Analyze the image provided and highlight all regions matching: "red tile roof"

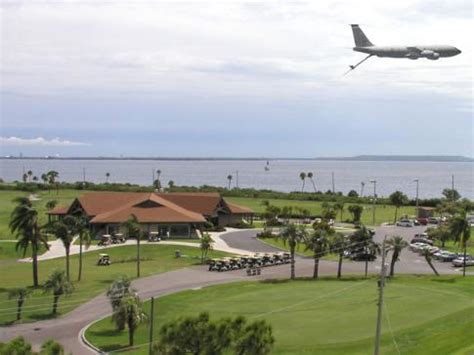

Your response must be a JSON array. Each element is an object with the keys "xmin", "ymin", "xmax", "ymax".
[
  {"xmin": 48, "ymin": 191, "xmax": 252, "ymax": 224},
  {"xmin": 48, "ymin": 205, "xmax": 69, "ymax": 215}
]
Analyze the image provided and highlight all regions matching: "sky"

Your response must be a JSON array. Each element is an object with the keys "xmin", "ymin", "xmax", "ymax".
[{"xmin": 1, "ymin": 0, "xmax": 473, "ymax": 158}]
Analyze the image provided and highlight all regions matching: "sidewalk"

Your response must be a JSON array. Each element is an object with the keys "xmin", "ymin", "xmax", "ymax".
[{"xmin": 17, "ymin": 228, "xmax": 252, "ymax": 262}]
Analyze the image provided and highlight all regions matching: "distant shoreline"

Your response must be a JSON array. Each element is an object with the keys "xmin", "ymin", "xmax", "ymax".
[{"xmin": 1, "ymin": 155, "xmax": 473, "ymax": 163}]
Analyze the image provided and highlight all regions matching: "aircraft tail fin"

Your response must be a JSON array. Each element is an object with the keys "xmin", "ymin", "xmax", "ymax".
[{"xmin": 350, "ymin": 24, "xmax": 373, "ymax": 47}]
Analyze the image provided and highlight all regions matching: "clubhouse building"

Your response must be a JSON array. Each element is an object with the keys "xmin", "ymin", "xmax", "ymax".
[{"xmin": 48, "ymin": 192, "xmax": 253, "ymax": 238}]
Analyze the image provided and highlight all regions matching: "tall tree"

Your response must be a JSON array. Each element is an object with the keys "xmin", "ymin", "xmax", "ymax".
[
  {"xmin": 75, "ymin": 216, "xmax": 91, "ymax": 282},
  {"xmin": 9, "ymin": 197, "xmax": 49, "ymax": 287},
  {"xmin": 299, "ymin": 172, "xmax": 306, "ymax": 192},
  {"xmin": 278, "ymin": 223, "xmax": 307, "ymax": 279},
  {"xmin": 43, "ymin": 270, "xmax": 73, "ymax": 315},
  {"xmin": 121, "ymin": 215, "xmax": 141, "ymax": 277},
  {"xmin": 386, "ymin": 236, "xmax": 408, "ymax": 277},
  {"xmin": 8, "ymin": 288, "xmax": 31, "ymax": 321},
  {"xmin": 349, "ymin": 226, "xmax": 379, "ymax": 278},
  {"xmin": 442, "ymin": 188, "xmax": 461, "ymax": 202},
  {"xmin": 330, "ymin": 232, "xmax": 348, "ymax": 279},
  {"xmin": 421, "ymin": 249, "xmax": 439, "ymax": 276},
  {"xmin": 45, "ymin": 200, "xmax": 58, "ymax": 211},
  {"xmin": 107, "ymin": 276, "xmax": 134, "ymax": 331},
  {"xmin": 200, "ymin": 232, "xmax": 214, "ymax": 264},
  {"xmin": 47, "ymin": 170, "xmax": 59, "ymax": 194},
  {"xmin": 360, "ymin": 182, "xmax": 365, "ymax": 197},
  {"xmin": 113, "ymin": 293, "xmax": 147, "ymax": 347},
  {"xmin": 389, "ymin": 191, "xmax": 408, "ymax": 223},
  {"xmin": 27, "ymin": 170, "xmax": 33, "ymax": 182},
  {"xmin": 307, "ymin": 172, "xmax": 317, "ymax": 192},
  {"xmin": 333, "ymin": 202, "xmax": 345, "ymax": 222},
  {"xmin": 448, "ymin": 212, "xmax": 471, "ymax": 277},
  {"xmin": 105, "ymin": 172, "xmax": 110, "ymax": 183},
  {"xmin": 348, "ymin": 204, "xmax": 363, "ymax": 223},
  {"xmin": 304, "ymin": 226, "xmax": 331, "ymax": 279},
  {"xmin": 51, "ymin": 221, "xmax": 73, "ymax": 281},
  {"xmin": 227, "ymin": 174, "xmax": 233, "ymax": 190},
  {"xmin": 22, "ymin": 173, "xmax": 28, "ymax": 183}
]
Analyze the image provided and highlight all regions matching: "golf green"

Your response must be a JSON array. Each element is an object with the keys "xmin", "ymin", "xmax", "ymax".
[{"xmin": 86, "ymin": 275, "xmax": 474, "ymax": 354}]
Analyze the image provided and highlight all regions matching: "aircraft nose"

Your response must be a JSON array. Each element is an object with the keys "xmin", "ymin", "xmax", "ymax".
[{"xmin": 455, "ymin": 48, "xmax": 462, "ymax": 54}]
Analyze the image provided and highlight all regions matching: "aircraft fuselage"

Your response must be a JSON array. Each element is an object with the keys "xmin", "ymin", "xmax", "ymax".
[{"xmin": 354, "ymin": 45, "xmax": 461, "ymax": 60}]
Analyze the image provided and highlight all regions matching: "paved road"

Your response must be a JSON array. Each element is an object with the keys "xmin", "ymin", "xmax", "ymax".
[{"xmin": 0, "ymin": 226, "xmax": 469, "ymax": 354}]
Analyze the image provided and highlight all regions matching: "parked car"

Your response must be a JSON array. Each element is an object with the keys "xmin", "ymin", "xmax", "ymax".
[
  {"xmin": 452, "ymin": 256, "xmax": 474, "ymax": 267},
  {"xmin": 411, "ymin": 237, "xmax": 434, "ymax": 246},
  {"xmin": 416, "ymin": 217, "xmax": 429, "ymax": 225},
  {"xmin": 350, "ymin": 252, "xmax": 377, "ymax": 261},
  {"xmin": 433, "ymin": 250, "xmax": 458, "ymax": 262},
  {"xmin": 428, "ymin": 217, "xmax": 440, "ymax": 224},
  {"xmin": 397, "ymin": 219, "xmax": 414, "ymax": 227},
  {"xmin": 410, "ymin": 242, "xmax": 430, "ymax": 252}
]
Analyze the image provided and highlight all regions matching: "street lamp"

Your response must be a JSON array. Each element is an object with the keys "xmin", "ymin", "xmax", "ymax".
[
  {"xmin": 370, "ymin": 180, "xmax": 377, "ymax": 225},
  {"xmin": 413, "ymin": 179, "xmax": 419, "ymax": 218}
]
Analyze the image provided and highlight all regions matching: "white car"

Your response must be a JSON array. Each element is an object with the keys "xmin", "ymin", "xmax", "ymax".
[
  {"xmin": 397, "ymin": 219, "xmax": 414, "ymax": 227},
  {"xmin": 410, "ymin": 242, "xmax": 429, "ymax": 252},
  {"xmin": 452, "ymin": 257, "xmax": 474, "ymax": 267}
]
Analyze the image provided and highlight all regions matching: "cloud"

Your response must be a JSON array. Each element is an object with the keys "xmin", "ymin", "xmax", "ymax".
[{"xmin": 0, "ymin": 136, "xmax": 90, "ymax": 146}]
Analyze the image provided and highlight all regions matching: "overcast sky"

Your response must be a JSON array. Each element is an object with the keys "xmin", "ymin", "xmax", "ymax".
[{"xmin": 1, "ymin": 0, "xmax": 472, "ymax": 157}]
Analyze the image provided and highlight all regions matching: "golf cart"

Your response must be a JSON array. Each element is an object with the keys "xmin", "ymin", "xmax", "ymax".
[
  {"xmin": 98, "ymin": 234, "xmax": 112, "ymax": 246},
  {"xmin": 112, "ymin": 233, "xmax": 126, "ymax": 244},
  {"xmin": 148, "ymin": 232, "xmax": 161, "ymax": 242},
  {"xmin": 97, "ymin": 253, "xmax": 110, "ymax": 266}
]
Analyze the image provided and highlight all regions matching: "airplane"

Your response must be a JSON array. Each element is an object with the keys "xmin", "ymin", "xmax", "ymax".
[{"xmin": 345, "ymin": 24, "xmax": 461, "ymax": 74}]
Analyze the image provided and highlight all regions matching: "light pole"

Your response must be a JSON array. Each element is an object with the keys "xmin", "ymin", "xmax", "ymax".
[
  {"xmin": 414, "ymin": 179, "xmax": 419, "ymax": 218},
  {"xmin": 370, "ymin": 180, "xmax": 377, "ymax": 225}
]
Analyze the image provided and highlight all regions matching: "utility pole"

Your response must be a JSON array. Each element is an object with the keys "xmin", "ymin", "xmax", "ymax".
[
  {"xmin": 331, "ymin": 172, "xmax": 335, "ymax": 193},
  {"xmin": 83, "ymin": 168, "xmax": 86, "ymax": 186},
  {"xmin": 148, "ymin": 297, "xmax": 155, "ymax": 355},
  {"xmin": 152, "ymin": 169, "xmax": 155, "ymax": 186},
  {"xmin": 374, "ymin": 237, "xmax": 387, "ymax": 355},
  {"xmin": 414, "ymin": 178, "xmax": 419, "ymax": 218},
  {"xmin": 370, "ymin": 180, "xmax": 377, "ymax": 225},
  {"xmin": 451, "ymin": 174, "xmax": 455, "ymax": 191}
]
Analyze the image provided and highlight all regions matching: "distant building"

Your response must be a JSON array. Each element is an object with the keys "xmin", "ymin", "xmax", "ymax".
[
  {"xmin": 48, "ymin": 192, "xmax": 253, "ymax": 238},
  {"xmin": 417, "ymin": 207, "xmax": 435, "ymax": 219}
]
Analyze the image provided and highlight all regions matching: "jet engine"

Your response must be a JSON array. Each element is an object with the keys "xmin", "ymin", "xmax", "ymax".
[{"xmin": 421, "ymin": 50, "xmax": 440, "ymax": 60}]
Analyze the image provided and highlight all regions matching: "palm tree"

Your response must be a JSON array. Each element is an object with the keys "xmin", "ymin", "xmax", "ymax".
[
  {"xmin": 227, "ymin": 174, "xmax": 233, "ymax": 189},
  {"xmin": 105, "ymin": 172, "xmax": 110, "ymax": 183},
  {"xmin": 360, "ymin": 182, "xmax": 365, "ymax": 197},
  {"xmin": 9, "ymin": 197, "xmax": 49, "ymax": 287},
  {"xmin": 32, "ymin": 176, "xmax": 38, "ymax": 182},
  {"xmin": 449, "ymin": 212, "xmax": 471, "ymax": 277},
  {"xmin": 334, "ymin": 202, "xmax": 345, "ymax": 222},
  {"xmin": 156, "ymin": 169, "xmax": 162, "ymax": 179},
  {"xmin": 389, "ymin": 191, "xmax": 408, "ymax": 223},
  {"xmin": 43, "ymin": 269, "xmax": 73, "ymax": 315},
  {"xmin": 349, "ymin": 226, "xmax": 379, "ymax": 278},
  {"xmin": 75, "ymin": 216, "xmax": 91, "ymax": 282},
  {"xmin": 307, "ymin": 172, "xmax": 316, "ymax": 192},
  {"xmin": 51, "ymin": 220, "xmax": 73, "ymax": 281},
  {"xmin": 8, "ymin": 288, "xmax": 31, "ymax": 321},
  {"xmin": 278, "ymin": 224, "xmax": 307, "ymax": 279},
  {"xmin": 22, "ymin": 173, "xmax": 28, "ymax": 183},
  {"xmin": 304, "ymin": 228, "xmax": 331, "ymax": 279},
  {"xmin": 168, "ymin": 180, "xmax": 175, "ymax": 189},
  {"xmin": 27, "ymin": 170, "xmax": 33, "ymax": 182},
  {"xmin": 421, "ymin": 249, "xmax": 439, "ymax": 276},
  {"xmin": 107, "ymin": 276, "xmax": 134, "ymax": 331},
  {"xmin": 47, "ymin": 170, "xmax": 59, "ymax": 194},
  {"xmin": 200, "ymin": 232, "xmax": 214, "ymax": 264},
  {"xmin": 121, "ymin": 215, "xmax": 141, "ymax": 277},
  {"xmin": 113, "ymin": 293, "xmax": 146, "ymax": 347},
  {"xmin": 299, "ymin": 172, "xmax": 306, "ymax": 192},
  {"xmin": 41, "ymin": 173, "xmax": 48, "ymax": 186},
  {"xmin": 45, "ymin": 200, "xmax": 57, "ymax": 211},
  {"xmin": 386, "ymin": 236, "xmax": 408, "ymax": 277},
  {"xmin": 330, "ymin": 233, "xmax": 348, "ymax": 279}
]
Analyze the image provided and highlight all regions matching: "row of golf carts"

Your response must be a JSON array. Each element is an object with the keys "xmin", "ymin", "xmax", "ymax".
[
  {"xmin": 409, "ymin": 234, "xmax": 474, "ymax": 267},
  {"xmin": 208, "ymin": 252, "xmax": 291, "ymax": 272}
]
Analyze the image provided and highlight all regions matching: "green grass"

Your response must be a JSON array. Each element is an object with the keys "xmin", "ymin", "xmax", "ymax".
[
  {"xmin": 228, "ymin": 197, "xmax": 416, "ymax": 226},
  {"xmin": 0, "ymin": 189, "xmax": 80, "ymax": 240},
  {"xmin": 0, "ymin": 241, "xmax": 46, "ymax": 261},
  {"xmin": 85, "ymin": 275, "xmax": 474, "ymax": 354},
  {"xmin": 0, "ymin": 244, "xmax": 229, "ymax": 325},
  {"xmin": 433, "ymin": 236, "xmax": 474, "ymax": 256}
]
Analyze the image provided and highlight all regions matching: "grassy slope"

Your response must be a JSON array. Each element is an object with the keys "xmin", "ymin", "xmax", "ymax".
[
  {"xmin": 86, "ymin": 275, "xmax": 474, "ymax": 354},
  {"xmin": 227, "ymin": 197, "xmax": 416, "ymax": 226},
  {"xmin": 0, "ymin": 244, "xmax": 228, "ymax": 325},
  {"xmin": 0, "ymin": 190, "xmax": 80, "ymax": 240}
]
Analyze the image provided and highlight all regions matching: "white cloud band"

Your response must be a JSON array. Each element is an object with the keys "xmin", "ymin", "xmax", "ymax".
[{"xmin": 0, "ymin": 136, "xmax": 90, "ymax": 146}]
